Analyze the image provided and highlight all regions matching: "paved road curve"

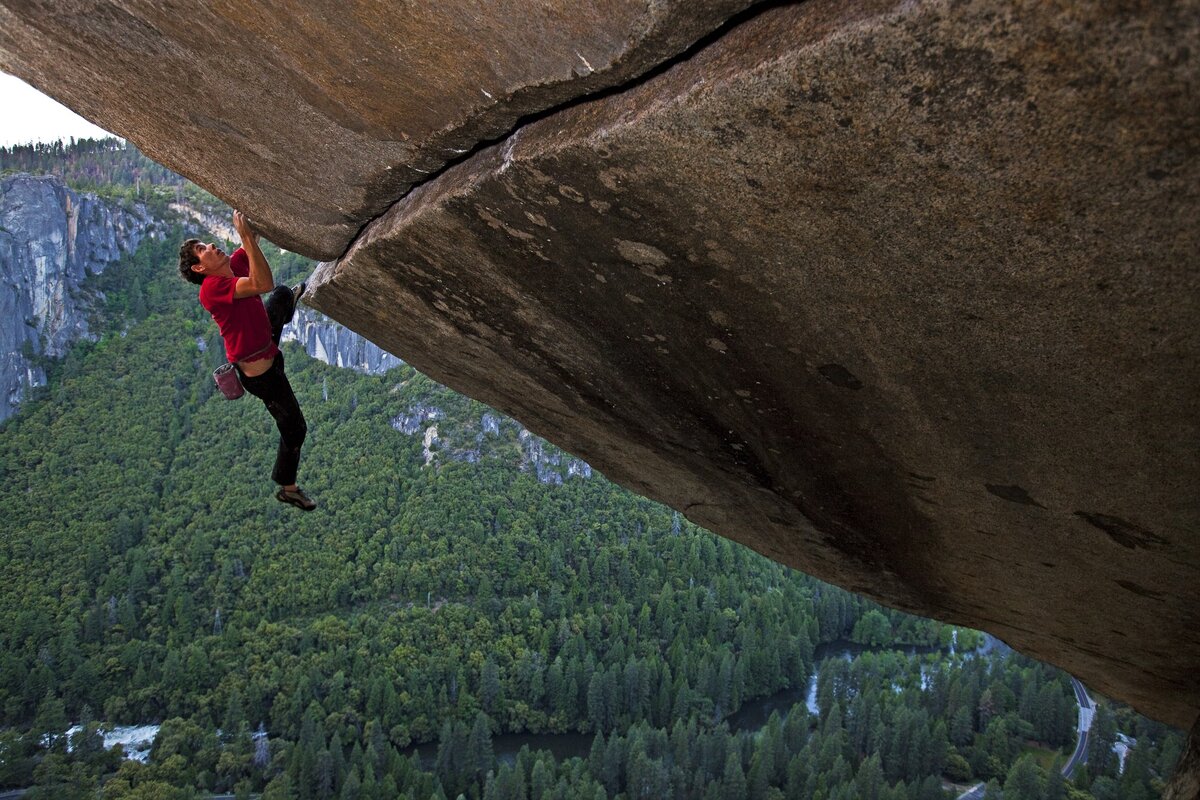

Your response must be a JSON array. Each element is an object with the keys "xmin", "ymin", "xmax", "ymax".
[
  {"xmin": 957, "ymin": 676, "xmax": 1094, "ymax": 799},
  {"xmin": 957, "ymin": 782, "xmax": 987, "ymax": 800},
  {"xmin": 1064, "ymin": 676, "xmax": 1094, "ymax": 777}
]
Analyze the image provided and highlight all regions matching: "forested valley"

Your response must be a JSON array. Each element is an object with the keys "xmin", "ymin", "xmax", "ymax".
[{"xmin": 0, "ymin": 140, "xmax": 1184, "ymax": 799}]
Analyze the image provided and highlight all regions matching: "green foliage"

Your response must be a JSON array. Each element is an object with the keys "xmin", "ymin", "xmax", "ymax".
[
  {"xmin": 850, "ymin": 609, "xmax": 892, "ymax": 646},
  {"xmin": 0, "ymin": 137, "xmax": 225, "ymax": 222},
  {"xmin": 1004, "ymin": 754, "xmax": 1045, "ymax": 800},
  {"xmin": 944, "ymin": 751, "xmax": 972, "ymax": 783},
  {"xmin": 1087, "ymin": 704, "xmax": 1120, "ymax": 777},
  {"xmin": 3, "ymin": 138, "xmax": 174, "ymax": 195}
]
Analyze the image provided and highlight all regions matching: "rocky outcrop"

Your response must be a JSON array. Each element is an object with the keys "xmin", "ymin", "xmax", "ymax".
[
  {"xmin": 169, "ymin": 202, "xmax": 235, "ymax": 244},
  {"xmin": 0, "ymin": 174, "xmax": 160, "ymax": 422},
  {"xmin": 391, "ymin": 404, "xmax": 595, "ymax": 481},
  {"xmin": 283, "ymin": 306, "xmax": 402, "ymax": 375},
  {"xmin": 518, "ymin": 428, "xmax": 594, "ymax": 485},
  {"xmin": 0, "ymin": 0, "xmax": 753, "ymax": 259},
  {"xmin": 390, "ymin": 403, "xmax": 443, "ymax": 437},
  {"xmin": 307, "ymin": 0, "xmax": 1200, "ymax": 732},
  {"xmin": 1166, "ymin": 718, "xmax": 1200, "ymax": 800},
  {"xmin": 2, "ymin": 0, "xmax": 1197, "ymax": 758}
]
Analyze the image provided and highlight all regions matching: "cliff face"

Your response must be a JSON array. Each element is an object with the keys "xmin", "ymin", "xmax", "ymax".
[
  {"xmin": 308, "ymin": 0, "xmax": 1200, "ymax": 733},
  {"xmin": 0, "ymin": 174, "xmax": 160, "ymax": 423},
  {"xmin": 282, "ymin": 306, "xmax": 402, "ymax": 375},
  {"xmin": 0, "ymin": 0, "xmax": 751, "ymax": 258},
  {"xmin": 2, "ymin": 0, "xmax": 1198, "ymax": 769},
  {"xmin": 389, "ymin": 399, "xmax": 594, "ymax": 481}
]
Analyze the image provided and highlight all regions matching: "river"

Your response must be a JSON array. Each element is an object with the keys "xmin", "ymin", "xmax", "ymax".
[
  {"xmin": 735, "ymin": 632, "xmax": 1007, "ymax": 730},
  {"xmin": 42, "ymin": 634, "xmax": 1006, "ymax": 772},
  {"xmin": 403, "ymin": 632, "xmax": 1006, "ymax": 767}
]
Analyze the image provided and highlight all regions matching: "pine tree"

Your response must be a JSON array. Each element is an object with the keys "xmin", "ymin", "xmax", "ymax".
[
  {"xmin": 33, "ymin": 692, "xmax": 68, "ymax": 752},
  {"xmin": 1086, "ymin": 704, "xmax": 1119, "ymax": 778},
  {"xmin": 601, "ymin": 733, "xmax": 624, "ymax": 797},
  {"xmin": 481, "ymin": 658, "xmax": 501, "ymax": 715},
  {"xmin": 223, "ymin": 689, "xmax": 245, "ymax": 739},
  {"xmin": 587, "ymin": 669, "xmax": 609, "ymax": 732},
  {"xmin": 329, "ymin": 731, "xmax": 346, "ymax": 789},
  {"xmin": 316, "ymin": 749, "xmax": 334, "ymax": 800},
  {"xmin": 588, "ymin": 731, "xmax": 606, "ymax": 779},
  {"xmin": 722, "ymin": 749, "xmax": 747, "ymax": 799},
  {"xmin": 530, "ymin": 757, "xmax": 553, "ymax": 800},
  {"xmin": 338, "ymin": 767, "xmax": 360, "ymax": 796},
  {"xmin": 1044, "ymin": 762, "xmax": 1069, "ymax": 800},
  {"xmin": 466, "ymin": 712, "xmax": 494, "ymax": 783},
  {"xmin": 1003, "ymin": 754, "xmax": 1044, "ymax": 800},
  {"xmin": 857, "ymin": 752, "xmax": 885, "ymax": 800}
]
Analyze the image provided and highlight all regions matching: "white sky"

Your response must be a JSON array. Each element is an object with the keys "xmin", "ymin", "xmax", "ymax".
[{"xmin": 0, "ymin": 72, "xmax": 118, "ymax": 147}]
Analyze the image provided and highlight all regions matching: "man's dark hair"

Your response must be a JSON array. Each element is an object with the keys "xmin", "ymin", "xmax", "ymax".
[{"xmin": 178, "ymin": 238, "xmax": 204, "ymax": 285}]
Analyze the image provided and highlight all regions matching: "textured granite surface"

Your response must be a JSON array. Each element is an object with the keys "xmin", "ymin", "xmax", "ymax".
[
  {"xmin": 0, "ymin": 0, "xmax": 752, "ymax": 258},
  {"xmin": 309, "ymin": 0, "xmax": 1200, "ymax": 728}
]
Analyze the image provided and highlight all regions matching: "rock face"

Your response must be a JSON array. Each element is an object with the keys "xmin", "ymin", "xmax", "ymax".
[
  {"xmin": 0, "ymin": 0, "xmax": 752, "ymax": 259},
  {"xmin": 308, "ymin": 0, "xmax": 1200, "ymax": 732},
  {"xmin": 389, "ymin": 401, "xmax": 595, "ymax": 480},
  {"xmin": 2, "ymin": 0, "xmax": 1198, "ymax": 757},
  {"xmin": 0, "ymin": 174, "xmax": 160, "ymax": 422},
  {"xmin": 282, "ymin": 306, "xmax": 403, "ymax": 375},
  {"xmin": 1167, "ymin": 718, "xmax": 1200, "ymax": 800}
]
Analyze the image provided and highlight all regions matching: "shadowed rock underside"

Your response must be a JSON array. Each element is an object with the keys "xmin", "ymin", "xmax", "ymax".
[{"xmin": 309, "ymin": 0, "xmax": 1200, "ymax": 732}]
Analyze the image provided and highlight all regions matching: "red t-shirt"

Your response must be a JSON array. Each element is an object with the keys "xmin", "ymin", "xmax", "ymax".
[{"xmin": 198, "ymin": 248, "xmax": 278, "ymax": 364}]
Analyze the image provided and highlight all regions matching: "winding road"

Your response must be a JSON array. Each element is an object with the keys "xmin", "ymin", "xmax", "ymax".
[
  {"xmin": 1065, "ymin": 676, "xmax": 1094, "ymax": 776},
  {"xmin": 956, "ymin": 676, "xmax": 1093, "ymax": 799}
]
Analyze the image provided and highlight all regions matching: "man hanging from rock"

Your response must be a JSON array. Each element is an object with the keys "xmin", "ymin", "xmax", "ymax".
[{"xmin": 178, "ymin": 210, "xmax": 316, "ymax": 510}]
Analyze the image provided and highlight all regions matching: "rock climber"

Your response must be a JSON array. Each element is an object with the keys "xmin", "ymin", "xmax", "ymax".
[{"xmin": 178, "ymin": 210, "xmax": 316, "ymax": 510}]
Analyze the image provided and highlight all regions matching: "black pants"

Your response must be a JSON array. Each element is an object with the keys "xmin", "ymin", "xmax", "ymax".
[{"xmin": 237, "ymin": 287, "xmax": 306, "ymax": 486}]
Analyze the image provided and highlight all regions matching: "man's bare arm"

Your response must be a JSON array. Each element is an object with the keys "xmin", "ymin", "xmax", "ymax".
[{"xmin": 232, "ymin": 210, "xmax": 274, "ymax": 299}]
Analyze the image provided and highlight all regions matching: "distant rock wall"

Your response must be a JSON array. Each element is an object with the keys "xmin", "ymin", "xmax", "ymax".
[
  {"xmin": 390, "ymin": 403, "xmax": 595, "ymax": 482},
  {"xmin": 0, "ymin": 174, "xmax": 161, "ymax": 423},
  {"xmin": 282, "ymin": 305, "xmax": 403, "ymax": 375},
  {"xmin": 0, "ymin": 171, "xmax": 399, "ymax": 424}
]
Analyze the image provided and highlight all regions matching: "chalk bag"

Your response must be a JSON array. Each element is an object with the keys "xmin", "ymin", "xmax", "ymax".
[{"xmin": 213, "ymin": 362, "xmax": 244, "ymax": 400}]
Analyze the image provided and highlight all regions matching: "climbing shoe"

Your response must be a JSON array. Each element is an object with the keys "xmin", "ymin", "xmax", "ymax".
[
  {"xmin": 276, "ymin": 487, "xmax": 316, "ymax": 511},
  {"xmin": 291, "ymin": 281, "xmax": 307, "ymax": 307}
]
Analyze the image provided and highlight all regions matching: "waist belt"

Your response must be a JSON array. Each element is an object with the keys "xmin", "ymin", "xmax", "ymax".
[{"xmin": 234, "ymin": 340, "xmax": 275, "ymax": 364}]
